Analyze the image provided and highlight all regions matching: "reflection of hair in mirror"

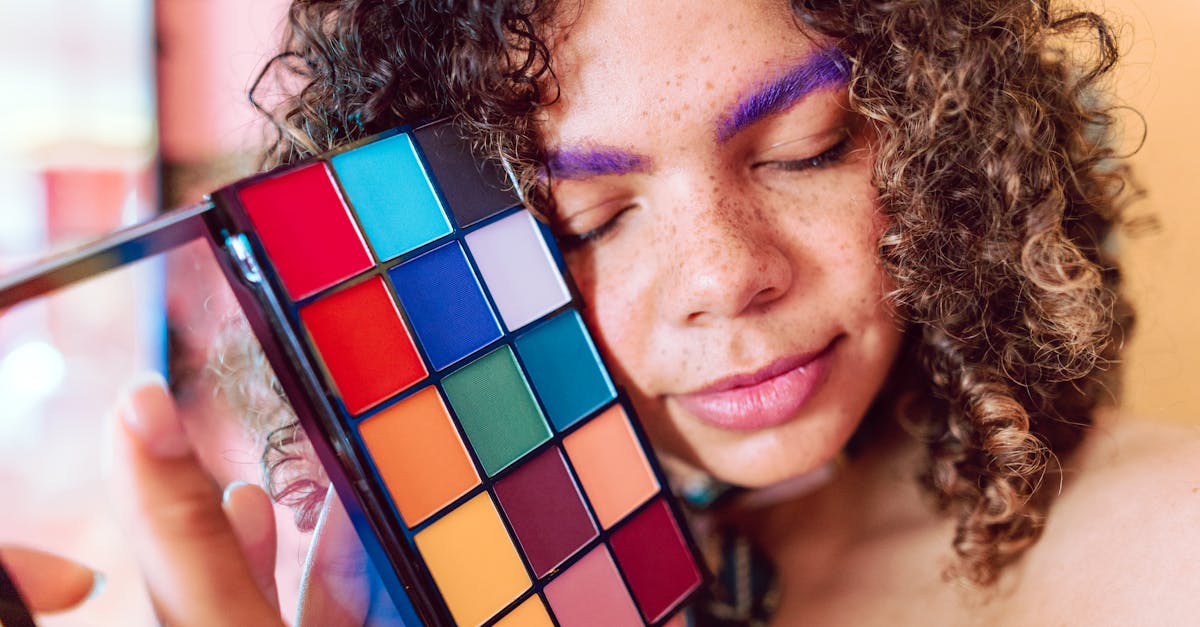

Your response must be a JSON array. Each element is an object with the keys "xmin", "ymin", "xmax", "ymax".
[
  {"xmin": 211, "ymin": 313, "xmax": 327, "ymax": 532},
  {"xmin": 219, "ymin": 0, "xmax": 1140, "ymax": 592}
]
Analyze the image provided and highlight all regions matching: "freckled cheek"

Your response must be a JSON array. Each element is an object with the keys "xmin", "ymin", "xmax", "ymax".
[
  {"xmin": 565, "ymin": 250, "xmax": 659, "ymax": 388},
  {"xmin": 801, "ymin": 179, "xmax": 894, "ymax": 320}
]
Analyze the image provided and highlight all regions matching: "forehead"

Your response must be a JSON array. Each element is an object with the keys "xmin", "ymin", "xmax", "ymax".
[{"xmin": 540, "ymin": 0, "xmax": 819, "ymax": 147}]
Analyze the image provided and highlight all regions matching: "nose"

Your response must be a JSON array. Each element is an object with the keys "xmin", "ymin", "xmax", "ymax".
[{"xmin": 663, "ymin": 185, "xmax": 794, "ymax": 325}]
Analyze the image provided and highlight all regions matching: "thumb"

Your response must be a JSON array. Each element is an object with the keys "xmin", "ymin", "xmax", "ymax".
[{"xmin": 0, "ymin": 546, "xmax": 101, "ymax": 615}]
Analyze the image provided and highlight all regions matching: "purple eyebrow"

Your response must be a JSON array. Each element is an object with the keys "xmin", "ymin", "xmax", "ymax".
[
  {"xmin": 716, "ymin": 48, "xmax": 851, "ymax": 142},
  {"xmin": 546, "ymin": 146, "xmax": 652, "ymax": 180}
]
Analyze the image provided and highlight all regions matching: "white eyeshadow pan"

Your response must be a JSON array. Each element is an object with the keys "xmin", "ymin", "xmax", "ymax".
[{"xmin": 465, "ymin": 210, "xmax": 571, "ymax": 331}]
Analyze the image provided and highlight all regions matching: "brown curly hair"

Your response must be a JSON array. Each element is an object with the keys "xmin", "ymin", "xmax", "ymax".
[
  {"xmin": 219, "ymin": 0, "xmax": 1137, "ymax": 587},
  {"xmin": 793, "ymin": 0, "xmax": 1136, "ymax": 585}
]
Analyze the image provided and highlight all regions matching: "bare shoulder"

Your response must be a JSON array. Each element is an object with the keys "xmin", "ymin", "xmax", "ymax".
[
  {"xmin": 1064, "ymin": 414, "xmax": 1200, "ymax": 512},
  {"xmin": 1008, "ymin": 414, "xmax": 1200, "ymax": 623}
]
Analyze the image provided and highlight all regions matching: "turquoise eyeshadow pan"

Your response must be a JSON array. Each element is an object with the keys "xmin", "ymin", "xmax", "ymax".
[
  {"xmin": 330, "ymin": 132, "xmax": 452, "ymax": 260},
  {"xmin": 515, "ymin": 310, "xmax": 617, "ymax": 432}
]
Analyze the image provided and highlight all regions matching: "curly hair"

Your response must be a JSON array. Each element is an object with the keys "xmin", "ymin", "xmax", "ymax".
[
  {"xmin": 792, "ymin": 0, "xmax": 1136, "ymax": 585},
  {"xmin": 221, "ymin": 0, "xmax": 1136, "ymax": 586}
]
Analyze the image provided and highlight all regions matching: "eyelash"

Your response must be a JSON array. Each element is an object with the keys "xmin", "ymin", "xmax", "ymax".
[
  {"xmin": 557, "ymin": 135, "xmax": 854, "ymax": 249},
  {"xmin": 557, "ymin": 204, "xmax": 635, "ymax": 249},
  {"xmin": 755, "ymin": 134, "xmax": 852, "ymax": 173}
]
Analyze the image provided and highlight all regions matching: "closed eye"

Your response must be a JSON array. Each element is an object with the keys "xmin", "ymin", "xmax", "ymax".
[
  {"xmin": 753, "ymin": 132, "xmax": 852, "ymax": 173},
  {"xmin": 555, "ymin": 204, "xmax": 637, "ymax": 250}
]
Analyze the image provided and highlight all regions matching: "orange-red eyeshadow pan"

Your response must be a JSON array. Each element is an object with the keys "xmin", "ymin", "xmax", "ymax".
[{"xmin": 299, "ymin": 276, "xmax": 427, "ymax": 414}]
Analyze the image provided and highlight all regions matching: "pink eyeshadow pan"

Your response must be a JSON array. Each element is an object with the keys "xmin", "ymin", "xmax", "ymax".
[{"xmin": 544, "ymin": 546, "xmax": 643, "ymax": 627}]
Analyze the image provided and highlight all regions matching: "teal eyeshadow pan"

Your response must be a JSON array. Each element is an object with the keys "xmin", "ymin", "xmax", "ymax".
[{"xmin": 515, "ymin": 309, "xmax": 617, "ymax": 432}]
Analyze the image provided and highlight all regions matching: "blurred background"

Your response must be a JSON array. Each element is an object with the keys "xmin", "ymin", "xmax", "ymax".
[
  {"xmin": 1108, "ymin": 0, "xmax": 1200, "ymax": 424},
  {"xmin": 0, "ymin": 0, "xmax": 1194, "ymax": 624},
  {"xmin": 0, "ymin": 1, "xmax": 296, "ymax": 624}
]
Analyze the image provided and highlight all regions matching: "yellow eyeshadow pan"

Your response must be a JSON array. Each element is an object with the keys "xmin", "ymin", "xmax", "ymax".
[{"xmin": 415, "ymin": 494, "xmax": 531, "ymax": 626}]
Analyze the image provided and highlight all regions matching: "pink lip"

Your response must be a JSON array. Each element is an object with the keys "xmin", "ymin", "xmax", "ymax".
[{"xmin": 673, "ymin": 339, "xmax": 838, "ymax": 431}]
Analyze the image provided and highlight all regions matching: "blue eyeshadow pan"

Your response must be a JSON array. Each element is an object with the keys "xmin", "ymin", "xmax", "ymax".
[{"xmin": 388, "ymin": 241, "xmax": 502, "ymax": 370}]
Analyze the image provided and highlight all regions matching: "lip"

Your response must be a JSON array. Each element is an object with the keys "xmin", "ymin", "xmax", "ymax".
[{"xmin": 673, "ymin": 338, "xmax": 838, "ymax": 431}]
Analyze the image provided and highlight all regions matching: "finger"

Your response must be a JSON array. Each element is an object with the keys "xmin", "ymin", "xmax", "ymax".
[
  {"xmin": 0, "ymin": 546, "xmax": 101, "ymax": 613},
  {"xmin": 221, "ymin": 481, "xmax": 280, "ymax": 612},
  {"xmin": 0, "ymin": 557, "xmax": 35, "ymax": 627},
  {"xmin": 295, "ymin": 487, "xmax": 370, "ymax": 626},
  {"xmin": 110, "ymin": 372, "xmax": 281, "ymax": 626}
]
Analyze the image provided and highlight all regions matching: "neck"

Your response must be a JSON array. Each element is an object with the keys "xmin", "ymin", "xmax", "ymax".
[{"xmin": 740, "ymin": 416, "xmax": 940, "ymax": 558}]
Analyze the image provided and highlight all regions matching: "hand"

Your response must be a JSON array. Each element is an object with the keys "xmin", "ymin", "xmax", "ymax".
[
  {"xmin": 0, "ymin": 545, "xmax": 101, "ymax": 615},
  {"xmin": 111, "ymin": 373, "xmax": 283, "ymax": 625},
  {"xmin": 111, "ymin": 373, "xmax": 373, "ymax": 626}
]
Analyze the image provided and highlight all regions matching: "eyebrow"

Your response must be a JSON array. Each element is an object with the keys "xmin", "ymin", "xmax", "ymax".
[
  {"xmin": 545, "ymin": 145, "xmax": 652, "ymax": 180},
  {"xmin": 715, "ymin": 47, "xmax": 850, "ymax": 143}
]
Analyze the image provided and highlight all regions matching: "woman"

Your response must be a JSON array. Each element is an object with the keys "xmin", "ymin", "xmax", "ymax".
[{"xmin": 7, "ymin": 0, "xmax": 1200, "ymax": 624}]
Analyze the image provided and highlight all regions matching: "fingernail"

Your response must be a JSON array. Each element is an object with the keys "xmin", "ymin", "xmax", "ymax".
[
  {"xmin": 222, "ymin": 480, "xmax": 251, "ymax": 506},
  {"xmin": 85, "ymin": 571, "xmax": 107, "ymax": 603},
  {"xmin": 117, "ymin": 371, "xmax": 190, "ymax": 458}
]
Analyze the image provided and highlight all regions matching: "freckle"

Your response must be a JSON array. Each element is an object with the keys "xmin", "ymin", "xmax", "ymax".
[{"xmin": 705, "ymin": 81, "xmax": 714, "ymax": 90}]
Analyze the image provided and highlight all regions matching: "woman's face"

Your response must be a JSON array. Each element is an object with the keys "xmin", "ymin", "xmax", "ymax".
[{"xmin": 539, "ymin": 0, "xmax": 904, "ymax": 487}]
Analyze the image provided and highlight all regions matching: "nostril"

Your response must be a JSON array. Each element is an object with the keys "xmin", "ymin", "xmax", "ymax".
[{"xmin": 751, "ymin": 284, "xmax": 783, "ymax": 308}]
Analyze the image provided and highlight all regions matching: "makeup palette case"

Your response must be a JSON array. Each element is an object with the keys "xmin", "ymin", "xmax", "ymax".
[{"xmin": 0, "ymin": 119, "xmax": 704, "ymax": 626}]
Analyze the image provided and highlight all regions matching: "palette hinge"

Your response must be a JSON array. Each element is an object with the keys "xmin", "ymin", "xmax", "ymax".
[{"xmin": 225, "ymin": 233, "xmax": 266, "ymax": 285}]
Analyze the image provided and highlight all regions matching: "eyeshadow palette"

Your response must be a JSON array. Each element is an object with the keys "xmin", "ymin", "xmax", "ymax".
[{"xmin": 1, "ymin": 119, "xmax": 704, "ymax": 626}]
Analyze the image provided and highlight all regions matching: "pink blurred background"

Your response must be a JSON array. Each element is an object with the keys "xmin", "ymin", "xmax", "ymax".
[{"xmin": 0, "ymin": 0, "xmax": 1195, "ymax": 624}]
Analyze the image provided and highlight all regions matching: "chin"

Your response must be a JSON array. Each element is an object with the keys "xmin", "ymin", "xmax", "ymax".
[{"xmin": 666, "ymin": 408, "xmax": 861, "ymax": 489}]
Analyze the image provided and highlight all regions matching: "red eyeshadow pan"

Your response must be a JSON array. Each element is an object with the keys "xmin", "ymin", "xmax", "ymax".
[
  {"xmin": 299, "ymin": 276, "xmax": 427, "ymax": 414},
  {"xmin": 237, "ymin": 161, "xmax": 373, "ymax": 299},
  {"xmin": 609, "ymin": 499, "xmax": 702, "ymax": 623}
]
